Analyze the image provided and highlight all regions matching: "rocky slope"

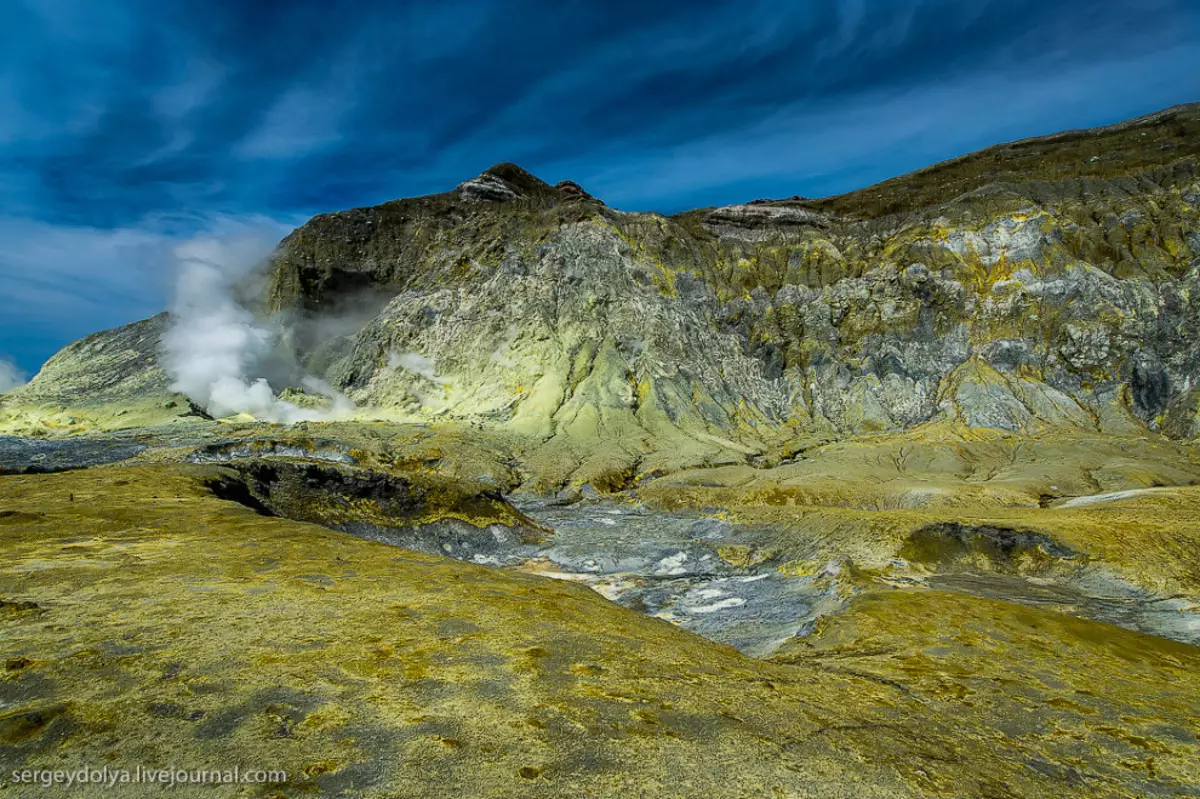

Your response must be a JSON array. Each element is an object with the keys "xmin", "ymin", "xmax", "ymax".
[
  {"xmin": 273, "ymin": 103, "xmax": 1200, "ymax": 447},
  {"xmin": 4, "ymin": 103, "xmax": 1200, "ymax": 486}
]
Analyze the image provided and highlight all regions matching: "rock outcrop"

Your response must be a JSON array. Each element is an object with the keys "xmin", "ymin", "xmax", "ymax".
[{"xmin": 5, "ymin": 104, "xmax": 1200, "ymax": 468}]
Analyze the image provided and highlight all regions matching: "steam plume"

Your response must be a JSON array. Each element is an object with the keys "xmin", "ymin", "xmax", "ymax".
[
  {"xmin": 162, "ymin": 229, "xmax": 353, "ymax": 423},
  {"xmin": 388, "ymin": 351, "xmax": 449, "ymax": 384},
  {"xmin": 0, "ymin": 356, "xmax": 26, "ymax": 394}
]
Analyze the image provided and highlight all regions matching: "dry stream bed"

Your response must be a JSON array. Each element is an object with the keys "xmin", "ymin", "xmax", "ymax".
[{"xmin": 5, "ymin": 431, "xmax": 1197, "ymax": 656}]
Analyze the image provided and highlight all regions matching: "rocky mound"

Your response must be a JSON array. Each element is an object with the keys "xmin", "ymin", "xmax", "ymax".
[{"xmin": 4, "ymin": 104, "xmax": 1200, "ymax": 486}]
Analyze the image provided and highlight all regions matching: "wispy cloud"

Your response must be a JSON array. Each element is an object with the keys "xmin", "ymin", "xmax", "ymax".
[
  {"xmin": 234, "ymin": 85, "xmax": 349, "ymax": 160},
  {"xmin": 560, "ymin": 39, "xmax": 1200, "ymax": 211}
]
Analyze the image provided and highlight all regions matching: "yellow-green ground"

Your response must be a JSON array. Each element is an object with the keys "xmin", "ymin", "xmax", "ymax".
[
  {"xmin": 642, "ymin": 426, "xmax": 1200, "ymax": 597},
  {"xmin": 3, "ymin": 463, "xmax": 1200, "ymax": 797}
]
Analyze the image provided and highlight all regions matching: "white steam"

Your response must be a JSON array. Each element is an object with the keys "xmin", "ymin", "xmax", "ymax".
[
  {"xmin": 0, "ymin": 356, "xmax": 27, "ymax": 394},
  {"xmin": 387, "ymin": 351, "xmax": 449, "ymax": 384},
  {"xmin": 163, "ymin": 231, "xmax": 353, "ymax": 423}
]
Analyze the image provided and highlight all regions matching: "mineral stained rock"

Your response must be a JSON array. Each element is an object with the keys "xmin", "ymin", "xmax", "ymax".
[{"xmin": 3, "ymin": 103, "xmax": 1199, "ymax": 472}]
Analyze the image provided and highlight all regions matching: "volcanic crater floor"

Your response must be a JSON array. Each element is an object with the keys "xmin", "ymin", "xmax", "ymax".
[{"xmin": 3, "ymin": 424, "xmax": 1200, "ymax": 797}]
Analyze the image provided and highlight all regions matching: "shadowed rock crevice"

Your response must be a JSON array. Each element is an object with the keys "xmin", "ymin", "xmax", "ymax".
[
  {"xmin": 212, "ymin": 459, "xmax": 549, "ymax": 560},
  {"xmin": 203, "ymin": 473, "xmax": 276, "ymax": 517},
  {"xmin": 234, "ymin": 460, "xmax": 425, "ymax": 519},
  {"xmin": 900, "ymin": 522, "xmax": 1079, "ymax": 574}
]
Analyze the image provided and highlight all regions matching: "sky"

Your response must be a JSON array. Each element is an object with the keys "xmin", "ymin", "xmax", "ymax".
[{"xmin": 1, "ymin": 0, "xmax": 1199, "ymax": 378}]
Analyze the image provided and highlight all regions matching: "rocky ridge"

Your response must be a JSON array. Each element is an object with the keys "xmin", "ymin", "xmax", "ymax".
[{"xmin": 3, "ymin": 104, "xmax": 1200, "ymax": 489}]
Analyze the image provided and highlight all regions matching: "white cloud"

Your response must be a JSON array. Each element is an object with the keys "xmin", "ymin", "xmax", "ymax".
[
  {"xmin": 0, "ymin": 213, "xmax": 295, "ymax": 320},
  {"xmin": 0, "ymin": 218, "xmax": 173, "ymax": 316}
]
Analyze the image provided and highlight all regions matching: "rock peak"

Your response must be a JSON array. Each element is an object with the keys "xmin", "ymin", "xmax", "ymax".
[
  {"xmin": 457, "ymin": 163, "xmax": 600, "ymax": 204},
  {"xmin": 481, "ymin": 162, "xmax": 547, "ymax": 186},
  {"xmin": 554, "ymin": 179, "xmax": 598, "ymax": 203},
  {"xmin": 457, "ymin": 162, "xmax": 553, "ymax": 203}
]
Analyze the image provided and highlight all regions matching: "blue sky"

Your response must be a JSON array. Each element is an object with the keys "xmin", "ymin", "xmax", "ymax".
[{"xmin": 2, "ymin": 0, "xmax": 1199, "ymax": 377}]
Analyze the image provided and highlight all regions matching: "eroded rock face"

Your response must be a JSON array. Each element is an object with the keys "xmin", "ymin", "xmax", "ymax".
[
  {"xmin": 553, "ymin": 179, "xmax": 598, "ymax": 202},
  {"xmin": 6, "ymin": 104, "xmax": 1200, "ymax": 457},
  {"xmin": 206, "ymin": 457, "xmax": 550, "ymax": 552},
  {"xmin": 3, "ymin": 314, "xmax": 172, "ymax": 407},
  {"xmin": 459, "ymin": 172, "xmax": 524, "ymax": 203},
  {"xmin": 457, "ymin": 162, "xmax": 562, "ymax": 203},
  {"xmin": 281, "ymin": 125, "xmax": 1199, "ymax": 452}
]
